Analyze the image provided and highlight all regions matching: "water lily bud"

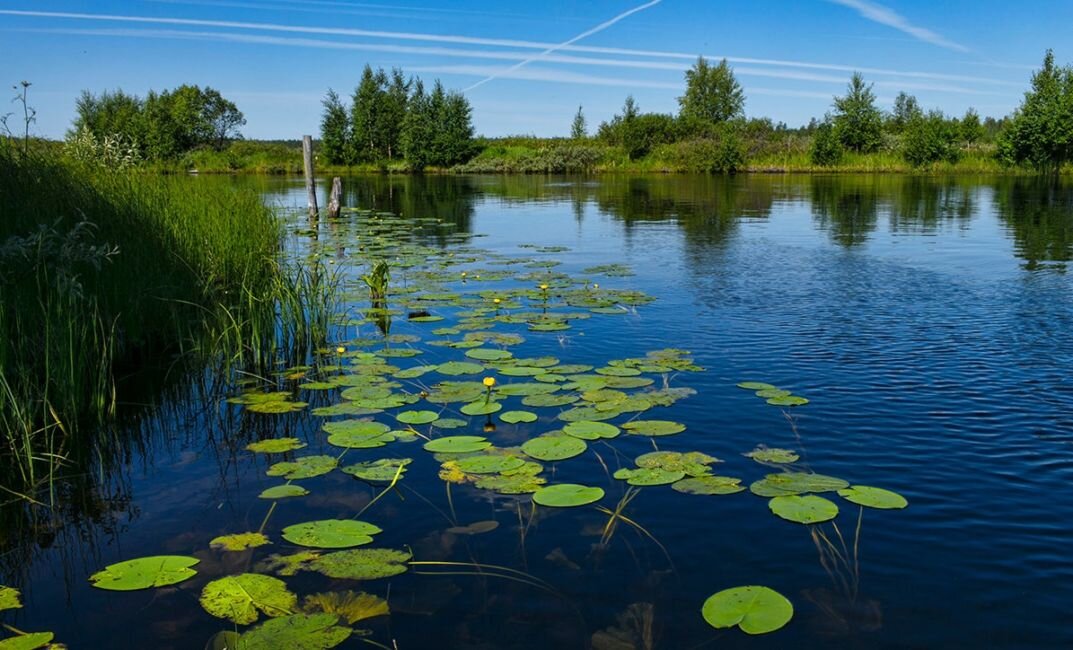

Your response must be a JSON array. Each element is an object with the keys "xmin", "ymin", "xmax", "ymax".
[{"xmin": 336, "ymin": 346, "xmax": 346, "ymax": 354}]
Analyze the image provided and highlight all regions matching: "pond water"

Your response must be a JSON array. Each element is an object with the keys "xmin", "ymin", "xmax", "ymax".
[{"xmin": 3, "ymin": 174, "xmax": 1073, "ymax": 649}]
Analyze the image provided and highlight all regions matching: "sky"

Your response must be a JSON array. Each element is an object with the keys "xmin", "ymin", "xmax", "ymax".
[{"xmin": 2, "ymin": 0, "xmax": 1071, "ymax": 140}]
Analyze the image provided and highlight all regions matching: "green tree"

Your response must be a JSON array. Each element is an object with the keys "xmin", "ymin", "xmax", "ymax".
[
  {"xmin": 72, "ymin": 89, "xmax": 144, "ymax": 143},
  {"xmin": 401, "ymin": 80, "xmax": 434, "ymax": 170},
  {"xmin": 960, "ymin": 107, "xmax": 984, "ymax": 146},
  {"xmin": 810, "ymin": 117, "xmax": 843, "ymax": 166},
  {"xmin": 571, "ymin": 105, "xmax": 587, "ymax": 139},
  {"xmin": 320, "ymin": 89, "xmax": 351, "ymax": 165},
  {"xmin": 889, "ymin": 91, "xmax": 921, "ymax": 133},
  {"xmin": 350, "ymin": 65, "xmax": 385, "ymax": 162},
  {"xmin": 678, "ymin": 56, "xmax": 744, "ymax": 132},
  {"xmin": 434, "ymin": 87, "xmax": 476, "ymax": 166},
  {"xmin": 379, "ymin": 68, "xmax": 410, "ymax": 159},
  {"xmin": 998, "ymin": 50, "xmax": 1073, "ymax": 175},
  {"xmin": 832, "ymin": 73, "xmax": 884, "ymax": 153},
  {"xmin": 622, "ymin": 95, "xmax": 639, "ymax": 121},
  {"xmin": 902, "ymin": 110, "xmax": 961, "ymax": 167}
]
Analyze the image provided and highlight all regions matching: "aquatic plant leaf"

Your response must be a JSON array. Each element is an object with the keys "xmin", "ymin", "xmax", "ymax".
[
  {"xmin": 394, "ymin": 365, "xmax": 438, "ymax": 379},
  {"xmin": 246, "ymin": 399, "xmax": 309, "ymax": 414},
  {"xmin": 89, "ymin": 555, "xmax": 199, "ymax": 591},
  {"xmin": 423, "ymin": 436, "xmax": 491, "ymax": 453},
  {"xmin": 0, "ymin": 632, "xmax": 54, "ymax": 650},
  {"xmin": 500, "ymin": 410, "xmax": 537, "ymax": 424},
  {"xmin": 837, "ymin": 485, "xmax": 908, "ymax": 509},
  {"xmin": 622, "ymin": 420, "xmax": 686, "ymax": 437},
  {"xmin": 256, "ymin": 551, "xmax": 320, "ymax": 577},
  {"xmin": 701, "ymin": 586, "xmax": 793, "ymax": 635},
  {"xmin": 259, "ymin": 484, "xmax": 310, "ymax": 500},
  {"xmin": 473, "ymin": 472, "xmax": 546, "ymax": 494},
  {"xmin": 200, "ymin": 573, "xmax": 297, "ymax": 625},
  {"xmin": 247, "ymin": 438, "xmax": 307, "ymax": 454},
  {"xmin": 769, "ymin": 495, "xmax": 839, "ymax": 524},
  {"xmin": 323, "ymin": 420, "xmax": 391, "ymax": 437},
  {"xmin": 635, "ymin": 451, "xmax": 720, "ymax": 475},
  {"xmin": 522, "ymin": 435, "xmax": 587, "ymax": 461},
  {"xmin": 766, "ymin": 395, "xmax": 809, "ymax": 407},
  {"xmin": 302, "ymin": 591, "xmax": 388, "ymax": 625},
  {"xmin": 745, "ymin": 447, "xmax": 799, "ymax": 464},
  {"xmin": 755, "ymin": 389, "xmax": 791, "ymax": 399},
  {"xmin": 496, "ymin": 382, "xmax": 560, "ymax": 397},
  {"xmin": 533, "ymin": 484, "xmax": 604, "ymax": 508},
  {"xmin": 281, "ymin": 520, "xmax": 382, "ymax": 549},
  {"xmin": 563, "ymin": 421, "xmax": 620, "ymax": 440},
  {"xmin": 236, "ymin": 613, "xmax": 351, "ymax": 650},
  {"xmin": 460, "ymin": 401, "xmax": 502, "ymax": 416},
  {"xmin": 446, "ymin": 521, "xmax": 500, "ymax": 535},
  {"xmin": 342, "ymin": 458, "xmax": 412, "ymax": 482},
  {"xmin": 454, "ymin": 455, "xmax": 526, "ymax": 474},
  {"xmin": 308, "ymin": 548, "xmax": 411, "ymax": 580},
  {"xmin": 396, "ymin": 410, "xmax": 439, "ymax": 425},
  {"xmin": 613, "ymin": 467, "xmax": 686, "ymax": 486},
  {"xmin": 267, "ymin": 455, "xmax": 338, "ymax": 479},
  {"xmin": 0, "ymin": 587, "xmax": 21, "ymax": 611},
  {"xmin": 431, "ymin": 417, "xmax": 467, "ymax": 429},
  {"xmin": 736, "ymin": 382, "xmax": 776, "ymax": 391},
  {"xmin": 523, "ymin": 393, "xmax": 579, "ymax": 408},
  {"xmin": 749, "ymin": 473, "xmax": 849, "ymax": 497},
  {"xmin": 436, "ymin": 361, "xmax": 485, "ymax": 376},
  {"xmin": 595, "ymin": 366, "xmax": 641, "ymax": 377},
  {"xmin": 211, "ymin": 532, "xmax": 271, "ymax": 552},
  {"xmin": 558, "ymin": 406, "xmax": 620, "ymax": 422},
  {"xmin": 465, "ymin": 348, "xmax": 513, "ymax": 361},
  {"xmin": 672, "ymin": 476, "xmax": 745, "ymax": 495}
]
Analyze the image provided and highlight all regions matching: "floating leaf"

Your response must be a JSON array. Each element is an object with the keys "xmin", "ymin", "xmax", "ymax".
[
  {"xmin": 89, "ymin": 556, "xmax": 199, "ymax": 591},
  {"xmin": 465, "ymin": 348, "xmax": 513, "ymax": 361},
  {"xmin": 454, "ymin": 454, "xmax": 526, "ymax": 474},
  {"xmin": 423, "ymin": 436, "xmax": 491, "ymax": 453},
  {"xmin": 736, "ymin": 382, "xmax": 776, "ymax": 391},
  {"xmin": 837, "ymin": 485, "xmax": 908, "ymax": 510},
  {"xmin": 235, "ymin": 613, "xmax": 351, "ymax": 650},
  {"xmin": 460, "ymin": 401, "xmax": 502, "ymax": 416},
  {"xmin": 672, "ymin": 476, "xmax": 745, "ymax": 495},
  {"xmin": 260, "ymin": 484, "xmax": 310, "ymax": 500},
  {"xmin": 622, "ymin": 420, "xmax": 686, "ymax": 437},
  {"xmin": 745, "ymin": 447, "xmax": 799, "ymax": 464},
  {"xmin": 613, "ymin": 467, "xmax": 685, "ymax": 486},
  {"xmin": 256, "ymin": 552, "xmax": 320, "ymax": 577},
  {"xmin": 200, "ymin": 573, "xmax": 297, "ymax": 625},
  {"xmin": 769, "ymin": 495, "xmax": 839, "ymax": 524},
  {"xmin": 446, "ymin": 521, "xmax": 500, "ymax": 535},
  {"xmin": 0, "ymin": 587, "xmax": 21, "ymax": 612},
  {"xmin": 437, "ymin": 361, "xmax": 485, "ymax": 376},
  {"xmin": 396, "ymin": 410, "xmax": 439, "ymax": 425},
  {"xmin": 342, "ymin": 458, "xmax": 412, "ymax": 482},
  {"xmin": 0, "ymin": 632, "xmax": 54, "ymax": 650},
  {"xmin": 558, "ymin": 406, "xmax": 620, "ymax": 422},
  {"xmin": 282, "ymin": 520, "xmax": 382, "ymax": 549},
  {"xmin": 533, "ymin": 484, "xmax": 604, "ymax": 508},
  {"xmin": 431, "ymin": 417, "xmax": 467, "ymax": 429},
  {"xmin": 247, "ymin": 438, "xmax": 307, "ymax": 454},
  {"xmin": 211, "ymin": 532, "xmax": 271, "ymax": 552},
  {"xmin": 302, "ymin": 591, "xmax": 388, "ymax": 625},
  {"xmin": 267, "ymin": 455, "xmax": 338, "ymax": 479},
  {"xmin": 749, "ymin": 473, "xmax": 849, "ymax": 497},
  {"xmin": 766, "ymin": 395, "xmax": 809, "ymax": 407},
  {"xmin": 701, "ymin": 586, "xmax": 793, "ymax": 635},
  {"xmin": 523, "ymin": 394, "xmax": 579, "ymax": 408},
  {"xmin": 309, "ymin": 548, "xmax": 411, "ymax": 580},
  {"xmin": 635, "ymin": 450, "xmax": 719, "ymax": 476},
  {"xmin": 522, "ymin": 435, "xmax": 587, "ymax": 461},
  {"xmin": 563, "ymin": 421, "xmax": 620, "ymax": 440},
  {"xmin": 500, "ymin": 410, "xmax": 537, "ymax": 424}
]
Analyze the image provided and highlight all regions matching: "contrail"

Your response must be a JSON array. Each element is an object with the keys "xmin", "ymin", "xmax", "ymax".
[{"xmin": 462, "ymin": 0, "xmax": 663, "ymax": 92}]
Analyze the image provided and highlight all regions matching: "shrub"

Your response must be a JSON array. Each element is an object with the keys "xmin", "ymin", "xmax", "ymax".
[
  {"xmin": 902, "ymin": 111, "xmax": 962, "ymax": 167},
  {"xmin": 810, "ymin": 120, "xmax": 843, "ymax": 166}
]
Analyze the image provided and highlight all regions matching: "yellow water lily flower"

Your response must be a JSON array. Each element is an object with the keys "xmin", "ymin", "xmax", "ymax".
[{"xmin": 483, "ymin": 376, "xmax": 496, "ymax": 388}]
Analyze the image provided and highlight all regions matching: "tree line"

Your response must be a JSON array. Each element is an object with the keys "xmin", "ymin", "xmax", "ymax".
[{"xmin": 319, "ymin": 65, "xmax": 476, "ymax": 169}]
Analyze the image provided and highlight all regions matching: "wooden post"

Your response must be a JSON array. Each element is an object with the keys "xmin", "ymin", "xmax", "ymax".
[
  {"xmin": 327, "ymin": 177, "xmax": 343, "ymax": 219},
  {"xmin": 302, "ymin": 135, "xmax": 318, "ymax": 220}
]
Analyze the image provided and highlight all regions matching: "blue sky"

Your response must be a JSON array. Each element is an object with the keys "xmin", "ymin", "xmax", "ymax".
[{"xmin": 2, "ymin": 0, "xmax": 1070, "ymax": 139}]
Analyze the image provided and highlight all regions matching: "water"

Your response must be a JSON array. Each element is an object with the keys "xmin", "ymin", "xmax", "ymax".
[{"xmin": 3, "ymin": 174, "xmax": 1072, "ymax": 649}]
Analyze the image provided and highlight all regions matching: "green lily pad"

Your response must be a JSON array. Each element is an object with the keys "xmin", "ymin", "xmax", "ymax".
[
  {"xmin": 766, "ymin": 395, "xmax": 809, "ymax": 407},
  {"xmin": 745, "ymin": 447, "xmax": 799, "ymax": 464},
  {"xmin": 0, "ymin": 632, "xmax": 54, "ymax": 650},
  {"xmin": 558, "ymin": 406, "xmax": 620, "ymax": 422},
  {"xmin": 431, "ymin": 417, "xmax": 467, "ymax": 429},
  {"xmin": 497, "ymin": 382, "xmax": 560, "ymax": 397},
  {"xmin": 256, "ymin": 551, "xmax": 320, "ymax": 577},
  {"xmin": 308, "ymin": 548, "xmax": 411, "ymax": 580},
  {"xmin": 89, "ymin": 556, "xmax": 199, "ymax": 591},
  {"xmin": 613, "ymin": 467, "xmax": 686, "ymax": 486},
  {"xmin": 423, "ymin": 436, "xmax": 492, "ymax": 453},
  {"xmin": 755, "ymin": 389, "xmax": 791, "ymax": 398},
  {"xmin": 460, "ymin": 401, "xmax": 502, "ymax": 416},
  {"xmin": 247, "ymin": 438, "xmax": 307, "ymax": 454},
  {"xmin": 672, "ymin": 476, "xmax": 745, "ymax": 495},
  {"xmin": 769, "ymin": 495, "xmax": 839, "ymax": 524},
  {"xmin": 259, "ymin": 484, "xmax": 310, "ymax": 499},
  {"xmin": 837, "ymin": 485, "xmax": 908, "ymax": 509},
  {"xmin": 522, "ymin": 435, "xmax": 587, "ymax": 461},
  {"xmin": 454, "ymin": 455, "xmax": 526, "ymax": 474},
  {"xmin": 465, "ymin": 348, "xmax": 513, "ymax": 361},
  {"xmin": 0, "ymin": 587, "xmax": 21, "ymax": 611},
  {"xmin": 562, "ymin": 421, "xmax": 620, "ymax": 440},
  {"xmin": 702, "ymin": 585, "xmax": 793, "ymax": 635},
  {"xmin": 437, "ymin": 361, "xmax": 485, "ymax": 376},
  {"xmin": 393, "ymin": 365, "xmax": 439, "ymax": 379},
  {"xmin": 396, "ymin": 410, "xmax": 439, "ymax": 425},
  {"xmin": 522, "ymin": 394, "xmax": 579, "ymax": 408},
  {"xmin": 282, "ymin": 520, "xmax": 383, "ymax": 549},
  {"xmin": 533, "ymin": 484, "xmax": 604, "ymax": 507},
  {"xmin": 622, "ymin": 420, "xmax": 686, "ymax": 437},
  {"xmin": 595, "ymin": 366, "xmax": 641, "ymax": 377},
  {"xmin": 749, "ymin": 473, "xmax": 849, "ymax": 497},
  {"xmin": 736, "ymin": 382, "xmax": 776, "ymax": 391},
  {"xmin": 267, "ymin": 455, "xmax": 339, "ymax": 479},
  {"xmin": 200, "ymin": 573, "xmax": 297, "ymax": 625},
  {"xmin": 211, "ymin": 532, "xmax": 272, "ymax": 552},
  {"xmin": 342, "ymin": 458, "xmax": 412, "ymax": 482},
  {"xmin": 500, "ymin": 410, "xmax": 538, "ymax": 424},
  {"xmin": 235, "ymin": 613, "xmax": 351, "ymax": 650}
]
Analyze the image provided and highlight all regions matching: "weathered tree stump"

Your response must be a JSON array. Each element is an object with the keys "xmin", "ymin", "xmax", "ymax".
[
  {"xmin": 302, "ymin": 135, "xmax": 318, "ymax": 221},
  {"xmin": 327, "ymin": 177, "xmax": 343, "ymax": 219}
]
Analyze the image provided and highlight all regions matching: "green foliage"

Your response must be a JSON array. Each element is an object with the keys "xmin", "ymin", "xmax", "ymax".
[
  {"xmin": 599, "ymin": 100, "xmax": 679, "ymax": 160},
  {"xmin": 571, "ymin": 105, "xmax": 587, "ymax": 139},
  {"xmin": 961, "ymin": 107, "xmax": 984, "ymax": 145},
  {"xmin": 89, "ymin": 556, "xmax": 200, "ymax": 591},
  {"xmin": 888, "ymin": 91, "xmax": 922, "ymax": 133},
  {"xmin": 319, "ymin": 89, "xmax": 351, "ymax": 165},
  {"xmin": 663, "ymin": 126, "xmax": 745, "ymax": 173},
  {"xmin": 702, "ymin": 586, "xmax": 793, "ymax": 635},
  {"xmin": 832, "ymin": 73, "xmax": 884, "ymax": 153},
  {"xmin": 902, "ymin": 110, "xmax": 963, "ymax": 168},
  {"xmin": 809, "ymin": 118, "xmax": 844, "ymax": 166},
  {"xmin": 678, "ymin": 57, "xmax": 745, "ymax": 132},
  {"xmin": 998, "ymin": 50, "xmax": 1073, "ymax": 174}
]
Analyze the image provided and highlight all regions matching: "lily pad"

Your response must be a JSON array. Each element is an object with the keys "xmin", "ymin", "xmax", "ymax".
[
  {"xmin": 613, "ymin": 467, "xmax": 686, "ymax": 486},
  {"xmin": 437, "ymin": 361, "xmax": 485, "ymax": 376},
  {"xmin": 837, "ymin": 485, "xmax": 908, "ymax": 509},
  {"xmin": 235, "ymin": 613, "xmax": 351, "ymax": 650},
  {"xmin": 562, "ymin": 421, "xmax": 620, "ymax": 440},
  {"xmin": 423, "ymin": 436, "xmax": 492, "ymax": 453},
  {"xmin": 500, "ymin": 410, "xmax": 538, "ymax": 424},
  {"xmin": 396, "ymin": 410, "xmax": 439, "ymax": 425},
  {"xmin": 736, "ymin": 382, "xmax": 776, "ymax": 391},
  {"xmin": 745, "ymin": 447, "xmax": 799, "ymax": 464},
  {"xmin": 89, "ymin": 556, "xmax": 199, "ymax": 591},
  {"xmin": 308, "ymin": 548, "xmax": 411, "ymax": 580},
  {"xmin": 522, "ymin": 435, "xmax": 587, "ymax": 461},
  {"xmin": 342, "ymin": 458, "xmax": 412, "ymax": 482},
  {"xmin": 465, "ymin": 348, "xmax": 513, "ymax": 361},
  {"xmin": 0, "ymin": 587, "xmax": 21, "ymax": 611},
  {"xmin": 622, "ymin": 420, "xmax": 686, "ymax": 437},
  {"xmin": 454, "ymin": 454, "xmax": 526, "ymax": 474},
  {"xmin": 0, "ymin": 633, "xmax": 54, "ymax": 650},
  {"xmin": 268, "ymin": 455, "xmax": 339, "ymax": 479},
  {"xmin": 672, "ymin": 476, "xmax": 745, "ymax": 495},
  {"xmin": 282, "ymin": 520, "xmax": 382, "ymax": 549},
  {"xmin": 749, "ymin": 473, "xmax": 849, "ymax": 497},
  {"xmin": 260, "ymin": 484, "xmax": 310, "ymax": 499},
  {"xmin": 532, "ymin": 484, "xmax": 605, "ymax": 508},
  {"xmin": 766, "ymin": 395, "xmax": 809, "ymax": 407},
  {"xmin": 460, "ymin": 401, "xmax": 502, "ymax": 416},
  {"xmin": 446, "ymin": 521, "xmax": 500, "ymax": 535},
  {"xmin": 701, "ymin": 586, "xmax": 793, "ymax": 635},
  {"xmin": 769, "ymin": 495, "xmax": 839, "ymax": 524},
  {"xmin": 247, "ymin": 438, "xmax": 307, "ymax": 454},
  {"xmin": 211, "ymin": 532, "xmax": 272, "ymax": 552},
  {"xmin": 522, "ymin": 394, "xmax": 579, "ymax": 408},
  {"xmin": 200, "ymin": 573, "xmax": 297, "ymax": 625}
]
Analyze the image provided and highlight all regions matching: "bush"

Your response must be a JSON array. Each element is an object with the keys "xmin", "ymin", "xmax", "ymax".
[
  {"xmin": 456, "ymin": 143, "xmax": 604, "ymax": 173},
  {"xmin": 902, "ymin": 111, "xmax": 962, "ymax": 167},
  {"xmin": 663, "ymin": 129, "xmax": 744, "ymax": 174},
  {"xmin": 810, "ymin": 121, "xmax": 843, "ymax": 166},
  {"xmin": 600, "ymin": 113, "xmax": 679, "ymax": 160}
]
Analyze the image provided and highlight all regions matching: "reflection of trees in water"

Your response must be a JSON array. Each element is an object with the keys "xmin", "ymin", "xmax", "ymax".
[
  {"xmin": 333, "ymin": 175, "xmax": 478, "ymax": 242},
  {"xmin": 993, "ymin": 178, "xmax": 1073, "ymax": 270},
  {"xmin": 810, "ymin": 176, "xmax": 881, "ymax": 247}
]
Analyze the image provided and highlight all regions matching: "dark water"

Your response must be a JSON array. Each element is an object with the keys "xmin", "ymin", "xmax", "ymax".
[{"xmin": 3, "ymin": 174, "xmax": 1073, "ymax": 649}]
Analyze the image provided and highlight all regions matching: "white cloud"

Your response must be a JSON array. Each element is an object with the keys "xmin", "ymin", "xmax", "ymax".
[{"xmin": 827, "ymin": 0, "xmax": 970, "ymax": 53}]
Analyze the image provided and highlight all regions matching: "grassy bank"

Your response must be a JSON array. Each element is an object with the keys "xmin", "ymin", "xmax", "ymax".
[{"xmin": 0, "ymin": 143, "xmax": 281, "ymax": 494}]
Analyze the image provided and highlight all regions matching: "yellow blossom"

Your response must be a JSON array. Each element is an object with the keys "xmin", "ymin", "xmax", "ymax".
[{"xmin": 483, "ymin": 376, "xmax": 496, "ymax": 388}]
